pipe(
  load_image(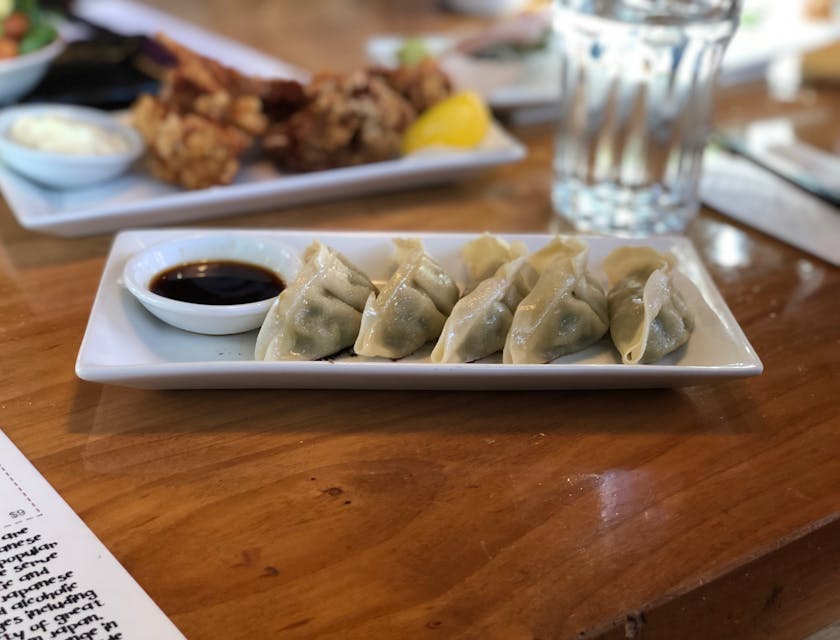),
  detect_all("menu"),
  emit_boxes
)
[0,431,185,640]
